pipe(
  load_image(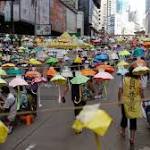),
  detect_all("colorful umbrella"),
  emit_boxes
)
[61,66,73,78]
[133,47,144,58]
[0,121,9,144]
[117,67,129,76]
[117,61,129,68]
[28,58,42,65]
[94,71,114,80]
[6,67,23,76]
[25,70,41,78]
[47,67,57,77]
[9,76,28,87]
[80,68,96,76]
[51,74,66,85]
[72,104,112,150]
[74,56,82,64]
[46,57,58,65]
[94,53,109,63]
[0,68,7,76]
[2,63,15,68]
[131,58,147,68]
[0,78,7,84]
[70,74,89,85]
[96,64,115,73]
[51,74,66,103]
[132,66,150,76]
[119,50,131,56]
